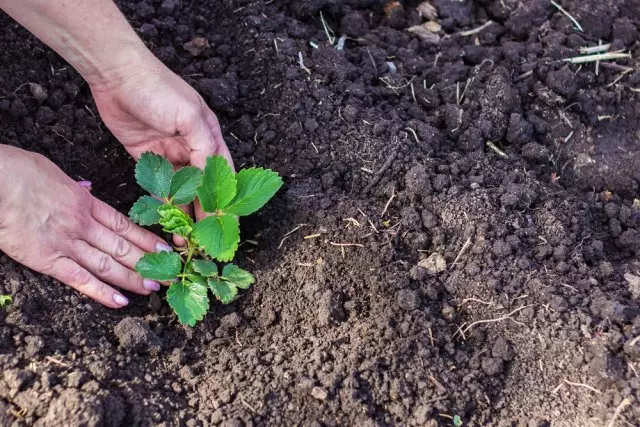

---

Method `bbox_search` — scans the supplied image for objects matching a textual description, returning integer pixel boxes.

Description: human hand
[0,145,172,308]
[90,58,233,224]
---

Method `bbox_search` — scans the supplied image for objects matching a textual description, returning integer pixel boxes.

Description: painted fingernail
[78,180,92,189]
[113,294,129,306]
[156,242,173,252]
[143,279,161,292]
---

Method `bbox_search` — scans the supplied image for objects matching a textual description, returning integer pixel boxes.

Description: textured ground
[1,0,640,425]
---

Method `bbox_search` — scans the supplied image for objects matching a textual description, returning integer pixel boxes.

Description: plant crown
[129,153,282,326]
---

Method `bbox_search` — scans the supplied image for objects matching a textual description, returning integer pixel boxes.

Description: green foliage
[129,195,163,226]
[197,155,236,212]
[192,214,239,262]
[135,153,174,198]
[129,153,281,326]
[0,295,12,309]
[221,264,255,289]
[135,251,182,281]
[170,166,202,204]
[452,415,463,427]
[225,168,283,216]
[208,278,238,304]
[166,280,209,326]
[158,204,193,237]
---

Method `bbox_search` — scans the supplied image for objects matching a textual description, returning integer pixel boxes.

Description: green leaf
[224,168,283,216]
[129,195,163,226]
[192,214,239,262]
[0,295,12,309]
[197,155,236,212]
[135,152,174,198]
[170,167,202,204]
[452,415,463,427]
[158,204,193,237]
[208,278,238,304]
[166,281,209,326]
[221,264,255,289]
[191,259,219,277]
[135,251,181,281]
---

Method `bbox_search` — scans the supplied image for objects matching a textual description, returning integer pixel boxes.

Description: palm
[90,67,232,170]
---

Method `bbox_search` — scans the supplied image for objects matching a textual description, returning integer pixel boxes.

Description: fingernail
[156,242,173,252]
[143,279,161,292]
[113,294,129,306]
[78,180,92,188]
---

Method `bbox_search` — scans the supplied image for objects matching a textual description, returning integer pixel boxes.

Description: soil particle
[546,66,578,98]
[311,386,328,400]
[196,78,238,112]
[405,164,432,198]
[396,289,420,311]
[491,337,515,362]
[4,369,34,396]
[418,253,446,274]
[35,389,124,427]
[318,291,346,325]
[113,317,162,354]
[481,357,503,376]
[340,11,369,38]
[24,335,44,357]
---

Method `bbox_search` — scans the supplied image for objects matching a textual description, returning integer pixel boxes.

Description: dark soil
[2,0,640,425]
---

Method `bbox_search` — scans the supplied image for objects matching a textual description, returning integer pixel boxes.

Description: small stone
[28,83,48,102]
[624,272,640,299]
[24,335,44,357]
[183,36,210,56]
[311,386,328,400]
[417,253,446,274]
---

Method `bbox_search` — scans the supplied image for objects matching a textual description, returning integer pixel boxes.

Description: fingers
[48,257,128,309]
[85,220,145,270]
[91,198,171,253]
[188,107,234,170]
[73,240,157,295]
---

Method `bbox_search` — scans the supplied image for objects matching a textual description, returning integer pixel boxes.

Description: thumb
[188,108,234,171]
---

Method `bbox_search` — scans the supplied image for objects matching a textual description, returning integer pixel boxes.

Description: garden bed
[1,0,640,425]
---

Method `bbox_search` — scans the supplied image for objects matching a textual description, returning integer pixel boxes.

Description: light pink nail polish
[143,279,161,292]
[78,180,92,189]
[113,294,129,306]
[155,242,173,253]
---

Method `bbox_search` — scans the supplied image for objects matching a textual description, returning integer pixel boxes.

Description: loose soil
[1,0,640,425]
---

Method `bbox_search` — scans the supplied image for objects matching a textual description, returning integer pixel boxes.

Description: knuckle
[96,253,113,276]
[112,211,131,234]
[114,236,132,259]
[70,266,92,287]
[96,282,110,298]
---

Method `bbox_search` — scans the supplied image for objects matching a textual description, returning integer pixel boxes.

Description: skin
[0,0,232,307]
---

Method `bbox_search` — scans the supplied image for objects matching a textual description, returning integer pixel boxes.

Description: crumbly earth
[1,0,640,425]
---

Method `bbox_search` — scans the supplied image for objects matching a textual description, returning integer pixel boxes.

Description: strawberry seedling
[129,153,282,326]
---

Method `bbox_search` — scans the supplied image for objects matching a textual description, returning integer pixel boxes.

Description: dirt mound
[1,0,639,425]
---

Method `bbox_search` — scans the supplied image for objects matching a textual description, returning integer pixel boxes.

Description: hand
[90,59,233,223]
[0,145,172,308]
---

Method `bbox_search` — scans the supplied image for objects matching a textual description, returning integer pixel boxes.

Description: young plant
[129,153,282,326]
[0,295,12,310]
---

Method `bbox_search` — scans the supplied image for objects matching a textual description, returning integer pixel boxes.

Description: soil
[2,0,640,425]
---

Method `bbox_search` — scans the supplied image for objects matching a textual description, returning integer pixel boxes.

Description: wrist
[81,42,160,92]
